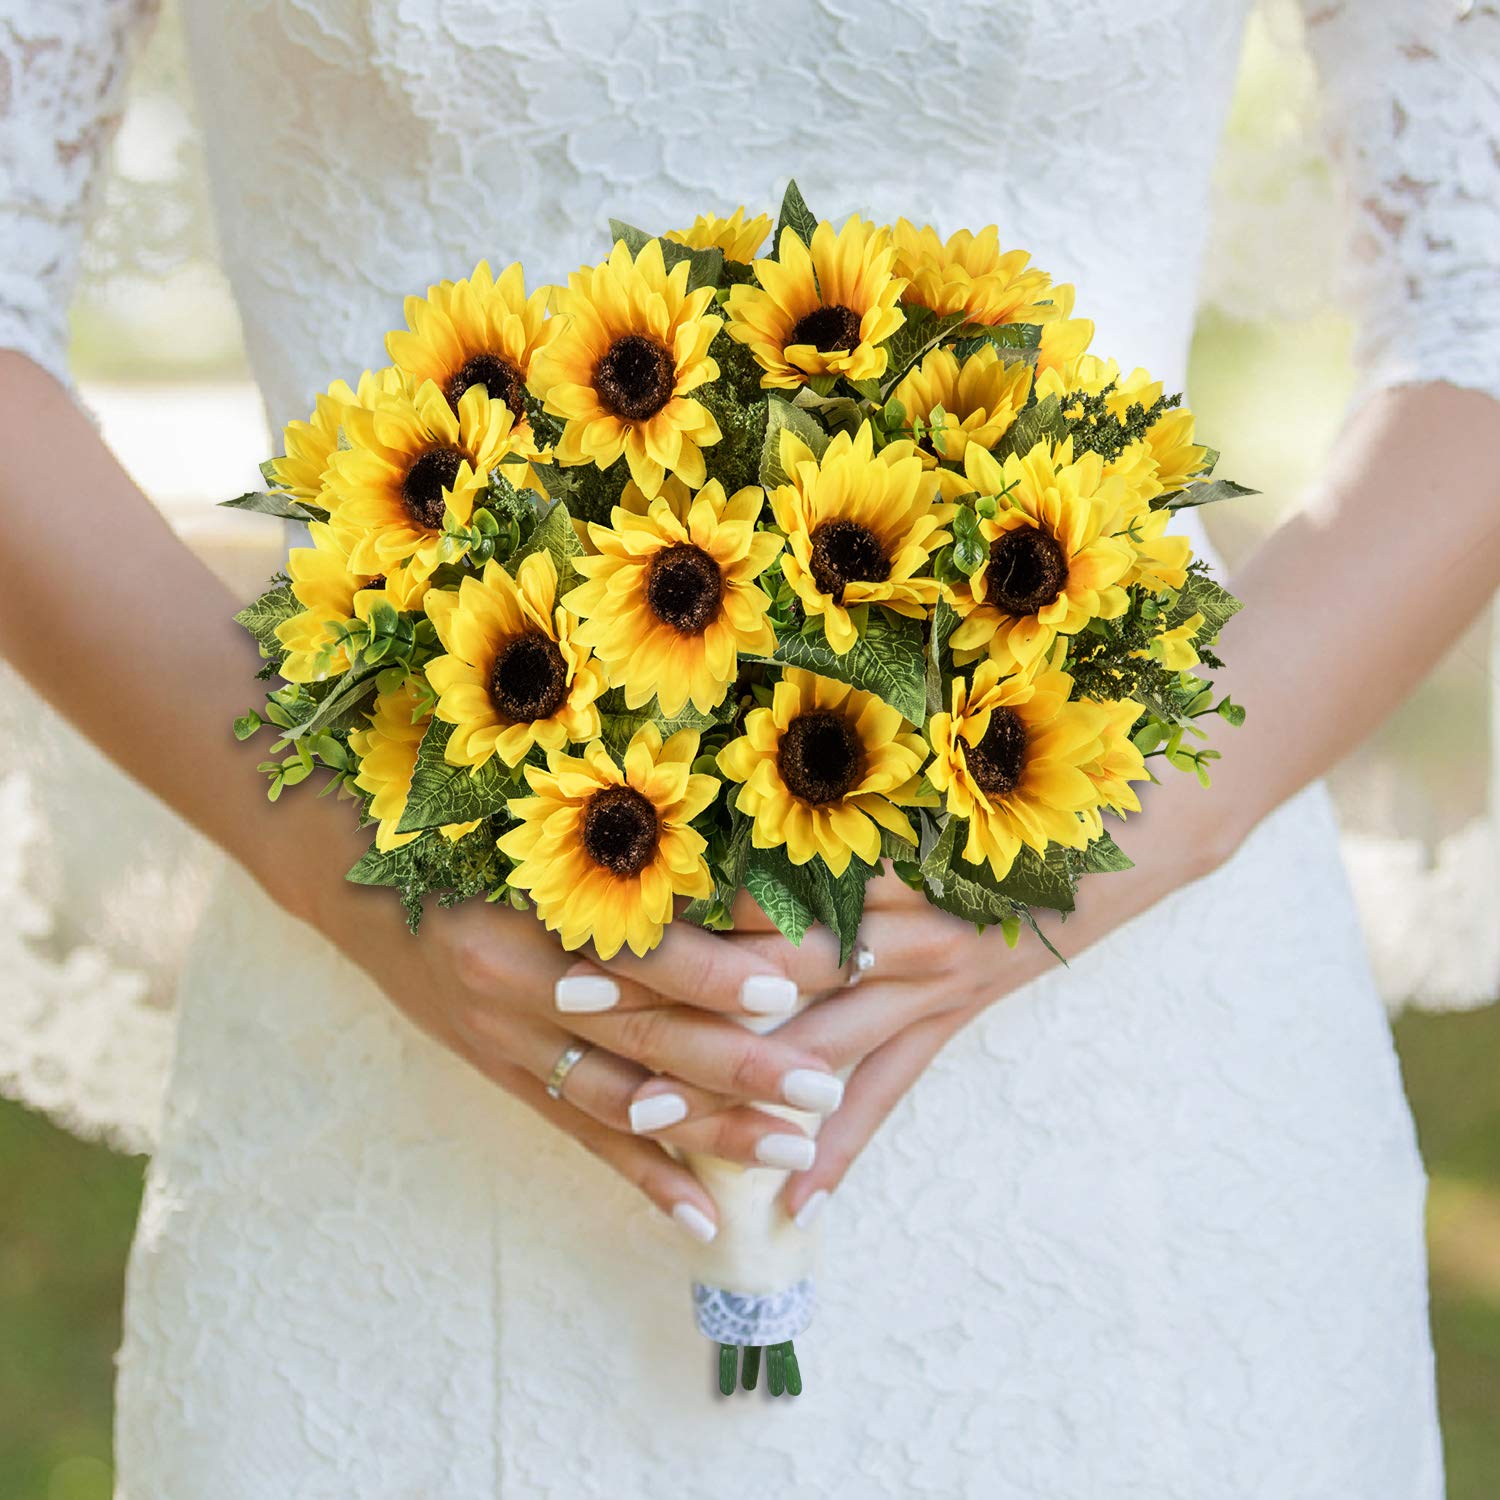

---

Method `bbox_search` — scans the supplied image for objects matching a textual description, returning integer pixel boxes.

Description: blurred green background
[2,8,1496,1497]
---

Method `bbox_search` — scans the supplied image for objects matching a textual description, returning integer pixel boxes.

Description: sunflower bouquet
[229,182,1248,1397]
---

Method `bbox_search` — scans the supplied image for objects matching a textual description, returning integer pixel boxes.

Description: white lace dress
[3,1,1498,1495]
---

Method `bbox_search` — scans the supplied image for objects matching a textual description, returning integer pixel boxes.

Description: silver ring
[843,939,876,988]
[545,1040,591,1101]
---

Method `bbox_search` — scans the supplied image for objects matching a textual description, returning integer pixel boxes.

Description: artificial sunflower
[725,216,905,389]
[424,552,604,769]
[891,220,1058,328]
[276,522,430,682]
[1032,284,1094,381]
[771,422,954,653]
[498,725,717,959]
[926,660,1145,880]
[564,477,781,716]
[947,439,1133,671]
[349,679,482,852]
[386,260,558,438]
[529,238,722,493]
[667,207,772,264]
[325,380,520,578]
[272,368,406,507]
[1077,697,1152,839]
[717,667,927,875]
[890,343,1033,465]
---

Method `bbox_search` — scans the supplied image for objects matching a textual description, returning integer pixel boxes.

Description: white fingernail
[781,1068,844,1114]
[755,1133,816,1171]
[555,974,619,1013]
[630,1093,688,1134]
[742,975,798,1015]
[794,1189,828,1232]
[672,1202,717,1244]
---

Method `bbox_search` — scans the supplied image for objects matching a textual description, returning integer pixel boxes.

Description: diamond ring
[843,939,876,988]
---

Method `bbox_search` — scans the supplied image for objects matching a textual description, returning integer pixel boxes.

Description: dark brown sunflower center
[448,352,526,422]
[986,527,1068,615]
[645,544,724,634]
[594,334,675,421]
[401,446,466,529]
[965,706,1028,797]
[777,710,865,805]
[489,630,568,723]
[789,303,861,354]
[581,785,660,877]
[808,519,892,604]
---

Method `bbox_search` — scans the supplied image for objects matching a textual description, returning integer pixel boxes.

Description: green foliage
[697,334,770,493]
[1164,563,1243,640]
[775,609,927,724]
[395,719,522,834]
[990,394,1070,461]
[512,497,584,594]
[221,490,324,522]
[1153,477,1259,511]
[233,585,300,658]
[744,844,874,962]
[759,397,829,489]
[681,812,752,931]
[346,823,510,931]
[774,179,818,251]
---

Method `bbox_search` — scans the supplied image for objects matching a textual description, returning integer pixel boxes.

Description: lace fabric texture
[0,0,1493,1491]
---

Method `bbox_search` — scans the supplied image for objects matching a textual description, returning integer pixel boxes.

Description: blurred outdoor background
[2,7,1496,1498]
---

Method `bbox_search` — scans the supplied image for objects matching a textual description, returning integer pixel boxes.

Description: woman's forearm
[0,351,363,902]
[1027,381,1500,965]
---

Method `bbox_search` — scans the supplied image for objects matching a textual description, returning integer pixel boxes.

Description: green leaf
[776,610,927,724]
[774,179,818,251]
[918,818,1015,926]
[1153,477,1258,512]
[877,307,969,394]
[232,711,263,740]
[233,585,302,657]
[594,689,721,758]
[512,498,584,594]
[1073,831,1134,875]
[1165,571,1243,640]
[745,847,819,946]
[395,718,521,833]
[284,662,385,740]
[758,397,829,489]
[990,394,1069,461]
[221,490,323,522]
[950,321,1041,352]
[682,811,753,930]
[607,218,724,292]
[993,844,1077,913]
[813,856,873,965]
[1216,695,1247,728]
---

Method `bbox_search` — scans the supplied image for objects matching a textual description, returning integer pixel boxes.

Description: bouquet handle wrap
[682,1007,823,1347]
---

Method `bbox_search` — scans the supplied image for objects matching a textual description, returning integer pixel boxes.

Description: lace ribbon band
[692,1279,816,1347]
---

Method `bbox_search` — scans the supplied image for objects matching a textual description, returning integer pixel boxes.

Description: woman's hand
[286,791,845,1235]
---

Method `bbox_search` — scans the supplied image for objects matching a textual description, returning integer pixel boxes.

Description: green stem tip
[716,1340,803,1397]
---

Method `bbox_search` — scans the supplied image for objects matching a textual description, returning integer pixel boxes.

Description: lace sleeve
[0,0,157,385]
[1299,0,1500,401]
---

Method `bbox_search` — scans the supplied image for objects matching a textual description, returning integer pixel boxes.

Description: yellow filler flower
[349,679,482,852]
[499,726,718,959]
[771,422,953,653]
[947,439,1133,671]
[564,477,781,716]
[726,216,905,389]
[424,552,604,770]
[717,667,927,875]
[529,238,723,494]
[926,660,1145,880]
